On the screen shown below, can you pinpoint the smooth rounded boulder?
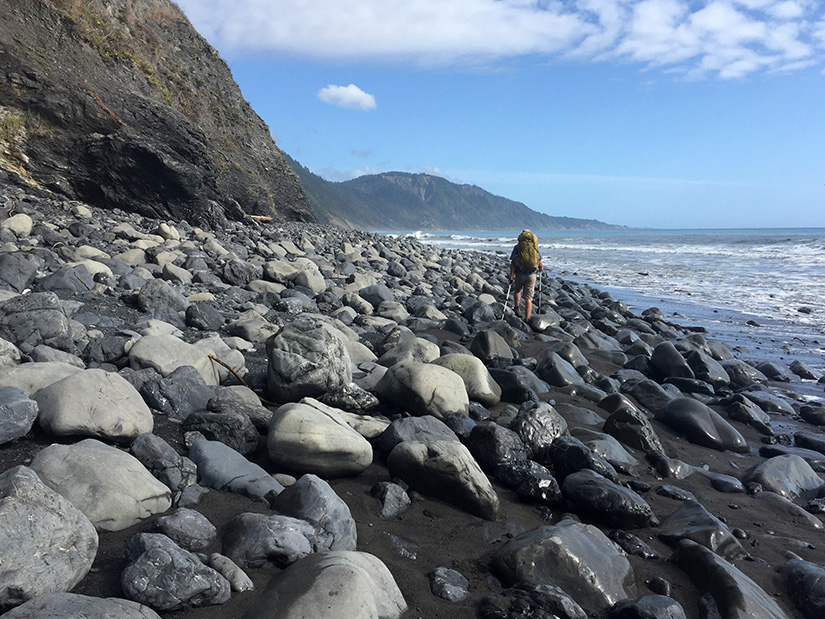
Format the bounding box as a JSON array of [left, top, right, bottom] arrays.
[[387, 439, 499, 520], [241, 551, 407, 619], [0, 593, 161, 618], [34, 368, 153, 441], [375, 361, 469, 419], [431, 353, 502, 407], [267, 397, 373, 477], [656, 398, 749, 453], [30, 438, 172, 531]]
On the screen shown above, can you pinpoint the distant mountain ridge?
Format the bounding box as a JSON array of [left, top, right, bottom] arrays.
[[286, 156, 619, 231]]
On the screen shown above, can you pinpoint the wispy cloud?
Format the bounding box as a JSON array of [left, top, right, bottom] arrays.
[[316, 166, 380, 181], [177, 0, 824, 78], [317, 84, 376, 110]]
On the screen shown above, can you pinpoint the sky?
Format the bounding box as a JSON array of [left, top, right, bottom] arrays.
[[174, 0, 825, 229]]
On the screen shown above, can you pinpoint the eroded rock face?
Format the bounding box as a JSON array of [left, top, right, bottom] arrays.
[[0, 0, 312, 226]]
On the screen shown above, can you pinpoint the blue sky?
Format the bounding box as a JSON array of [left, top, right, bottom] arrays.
[[175, 0, 825, 229]]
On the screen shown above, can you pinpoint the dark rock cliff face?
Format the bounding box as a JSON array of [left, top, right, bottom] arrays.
[[0, 0, 314, 228]]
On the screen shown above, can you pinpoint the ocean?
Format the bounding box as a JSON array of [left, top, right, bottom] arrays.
[[398, 228, 825, 376]]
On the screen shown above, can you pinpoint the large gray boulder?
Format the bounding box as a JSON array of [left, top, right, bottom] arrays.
[[674, 539, 790, 619], [222, 512, 320, 569], [266, 317, 352, 402], [266, 398, 372, 477], [129, 433, 197, 502], [241, 551, 407, 619], [122, 533, 230, 612], [0, 466, 98, 609], [377, 337, 440, 367], [491, 518, 636, 613], [510, 401, 568, 463], [387, 439, 499, 520], [649, 341, 694, 379], [0, 593, 161, 619], [602, 407, 665, 454], [375, 361, 469, 420], [0, 292, 71, 350], [128, 334, 222, 386], [29, 438, 172, 531], [0, 385, 38, 445], [656, 398, 749, 453], [536, 352, 586, 388], [34, 368, 153, 441], [781, 558, 825, 619], [431, 353, 502, 407]]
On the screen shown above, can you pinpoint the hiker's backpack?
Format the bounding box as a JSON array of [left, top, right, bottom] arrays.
[[515, 231, 539, 271]]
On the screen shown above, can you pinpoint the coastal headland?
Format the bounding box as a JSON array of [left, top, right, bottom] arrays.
[[0, 177, 824, 619]]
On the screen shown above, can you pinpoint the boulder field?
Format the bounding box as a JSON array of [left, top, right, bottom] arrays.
[[0, 181, 824, 618]]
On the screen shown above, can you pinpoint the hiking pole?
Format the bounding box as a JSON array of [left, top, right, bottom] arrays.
[[538, 270, 542, 314], [502, 280, 512, 319]]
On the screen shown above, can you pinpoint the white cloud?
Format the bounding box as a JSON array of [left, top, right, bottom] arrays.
[[176, 0, 824, 78], [317, 84, 376, 110], [316, 166, 380, 181]]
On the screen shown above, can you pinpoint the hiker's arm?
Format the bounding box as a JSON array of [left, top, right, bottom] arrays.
[[509, 262, 515, 281]]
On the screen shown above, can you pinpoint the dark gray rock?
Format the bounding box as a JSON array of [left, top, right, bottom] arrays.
[[658, 500, 747, 561], [756, 361, 795, 382], [136, 278, 189, 313], [724, 394, 773, 435], [790, 360, 821, 381], [428, 567, 470, 602], [185, 301, 225, 331], [495, 458, 563, 506], [510, 401, 568, 462], [562, 469, 658, 530], [741, 454, 824, 499], [359, 283, 395, 309], [607, 595, 687, 619], [720, 360, 767, 389], [470, 329, 513, 363], [320, 382, 380, 413], [188, 439, 284, 501], [656, 398, 749, 453], [488, 367, 539, 404], [269, 474, 357, 552], [371, 481, 411, 519], [467, 422, 528, 472], [182, 410, 260, 457], [742, 390, 795, 415], [479, 580, 587, 619], [649, 341, 694, 380], [608, 530, 660, 559], [623, 379, 678, 411], [537, 351, 586, 388], [549, 435, 619, 483], [0, 593, 162, 618], [0, 291, 71, 350], [129, 433, 198, 502], [122, 533, 230, 611], [0, 252, 38, 292], [781, 558, 825, 619], [674, 539, 789, 619], [379, 415, 459, 456], [140, 365, 218, 421], [0, 385, 38, 445], [686, 349, 731, 389]]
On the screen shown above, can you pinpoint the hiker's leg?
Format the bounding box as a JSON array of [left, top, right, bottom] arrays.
[[523, 274, 536, 320], [525, 299, 533, 320], [513, 290, 522, 315]]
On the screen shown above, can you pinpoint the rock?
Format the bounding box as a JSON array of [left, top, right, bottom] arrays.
[[371, 481, 411, 518], [0, 292, 72, 350], [431, 353, 502, 407], [182, 409, 260, 457], [607, 595, 687, 619], [753, 491, 824, 530], [649, 341, 695, 380], [221, 512, 319, 568], [129, 433, 198, 502], [756, 361, 796, 382], [491, 518, 636, 613], [387, 439, 499, 520], [466, 422, 527, 472], [686, 349, 731, 389], [0, 466, 98, 609], [155, 508, 217, 552], [470, 329, 513, 363], [0, 593, 161, 618], [0, 385, 38, 445], [265, 317, 352, 402], [187, 439, 284, 500], [269, 474, 358, 552], [781, 558, 825, 619], [494, 458, 563, 505], [240, 551, 407, 619], [266, 398, 373, 476], [742, 390, 795, 415], [136, 278, 189, 313], [656, 398, 749, 453], [122, 533, 230, 611], [129, 334, 223, 386], [137, 365, 218, 421], [510, 400, 569, 462], [623, 379, 677, 412], [724, 394, 773, 435], [377, 336, 439, 367], [375, 361, 469, 420], [478, 581, 586, 619], [562, 469, 658, 529], [428, 567, 470, 602], [208, 554, 254, 592], [658, 500, 747, 561], [608, 530, 660, 559], [602, 407, 666, 455], [34, 368, 153, 441], [537, 352, 586, 388], [720, 360, 767, 389], [0, 252, 37, 292], [571, 427, 639, 472], [741, 455, 824, 499], [549, 435, 619, 483], [379, 415, 459, 455], [30, 438, 171, 531], [674, 539, 790, 619], [790, 360, 821, 381]]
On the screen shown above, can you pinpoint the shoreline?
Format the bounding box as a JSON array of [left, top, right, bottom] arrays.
[[1, 186, 824, 619]]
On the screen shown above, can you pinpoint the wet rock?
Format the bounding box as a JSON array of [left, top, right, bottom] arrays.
[[741, 455, 824, 499], [562, 469, 658, 529], [550, 435, 619, 483], [607, 595, 687, 619], [510, 401, 569, 462], [495, 458, 563, 506], [478, 580, 586, 619], [428, 567, 470, 602], [780, 557, 825, 619], [656, 398, 749, 453], [608, 530, 660, 559], [658, 500, 747, 561]]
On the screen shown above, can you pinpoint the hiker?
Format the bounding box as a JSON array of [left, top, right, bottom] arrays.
[[509, 229, 544, 320]]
